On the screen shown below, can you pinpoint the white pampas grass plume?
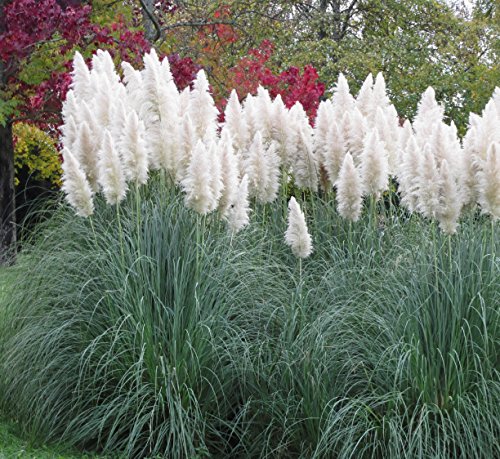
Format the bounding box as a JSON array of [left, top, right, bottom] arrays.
[[375, 106, 399, 174], [61, 148, 94, 217], [292, 128, 319, 191], [119, 111, 149, 185], [245, 131, 281, 203], [430, 122, 459, 168], [121, 61, 144, 113], [255, 85, 274, 140], [91, 50, 120, 86], [97, 130, 128, 205], [80, 101, 104, 151], [61, 90, 79, 125], [285, 197, 313, 259], [60, 114, 78, 152], [462, 126, 480, 206], [415, 145, 441, 219], [140, 48, 179, 171], [242, 94, 258, 142], [218, 130, 241, 215], [71, 51, 92, 100], [223, 90, 249, 153], [323, 121, 347, 186], [189, 69, 219, 142], [477, 142, 500, 220], [413, 87, 444, 144], [356, 73, 374, 118], [396, 119, 413, 175], [208, 141, 223, 208], [226, 175, 251, 233], [270, 94, 292, 161], [345, 107, 368, 163], [359, 130, 389, 198], [314, 100, 334, 163], [331, 73, 355, 117], [436, 159, 462, 234], [370, 73, 391, 114], [399, 136, 421, 213], [336, 153, 363, 222], [181, 140, 216, 214], [73, 121, 99, 191], [175, 113, 197, 182]]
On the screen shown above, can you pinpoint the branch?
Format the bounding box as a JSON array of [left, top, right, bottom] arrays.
[[139, 0, 162, 43], [161, 19, 236, 32]]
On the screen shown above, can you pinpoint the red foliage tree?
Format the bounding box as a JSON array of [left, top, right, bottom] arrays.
[[227, 40, 325, 122]]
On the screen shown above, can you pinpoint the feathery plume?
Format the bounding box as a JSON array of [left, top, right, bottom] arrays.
[[291, 127, 318, 191], [356, 73, 374, 118], [208, 140, 223, 208], [285, 197, 313, 259], [119, 111, 149, 185], [399, 136, 421, 213], [176, 113, 197, 182], [71, 51, 92, 101], [413, 87, 444, 145], [226, 175, 251, 233], [189, 69, 219, 142], [345, 107, 368, 164], [181, 140, 216, 214], [415, 145, 441, 220], [314, 100, 334, 164], [223, 90, 249, 153], [370, 73, 391, 115], [323, 121, 347, 186], [61, 148, 94, 217], [477, 142, 500, 220], [245, 131, 281, 203], [97, 130, 128, 205], [121, 61, 144, 113], [359, 130, 389, 198], [331, 73, 355, 118], [436, 159, 462, 234], [255, 85, 274, 140], [73, 121, 99, 191], [336, 153, 363, 222], [270, 94, 292, 162], [218, 130, 241, 215]]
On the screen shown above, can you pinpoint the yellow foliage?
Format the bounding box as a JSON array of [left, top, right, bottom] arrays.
[[13, 123, 62, 188]]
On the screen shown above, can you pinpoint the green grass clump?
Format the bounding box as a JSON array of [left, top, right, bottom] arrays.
[[0, 177, 498, 458]]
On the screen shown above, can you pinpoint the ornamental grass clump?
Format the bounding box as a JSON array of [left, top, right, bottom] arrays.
[[1, 49, 499, 459]]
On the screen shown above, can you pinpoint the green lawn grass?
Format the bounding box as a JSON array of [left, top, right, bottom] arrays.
[[0, 415, 89, 459]]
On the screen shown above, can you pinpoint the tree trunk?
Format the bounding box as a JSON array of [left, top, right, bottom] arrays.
[[140, 0, 159, 43], [0, 0, 16, 265], [0, 119, 16, 265]]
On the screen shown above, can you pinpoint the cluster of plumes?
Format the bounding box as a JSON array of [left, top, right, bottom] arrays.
[[315, 74, 500, 233], [398, 86, 500, 232], [61, 50, 499, 241]]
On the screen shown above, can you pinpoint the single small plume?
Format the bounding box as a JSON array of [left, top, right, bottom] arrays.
[[285, 197, 313, 259]]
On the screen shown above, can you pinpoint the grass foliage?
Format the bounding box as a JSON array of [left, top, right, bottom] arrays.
[[0, 176, 499, 458]]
